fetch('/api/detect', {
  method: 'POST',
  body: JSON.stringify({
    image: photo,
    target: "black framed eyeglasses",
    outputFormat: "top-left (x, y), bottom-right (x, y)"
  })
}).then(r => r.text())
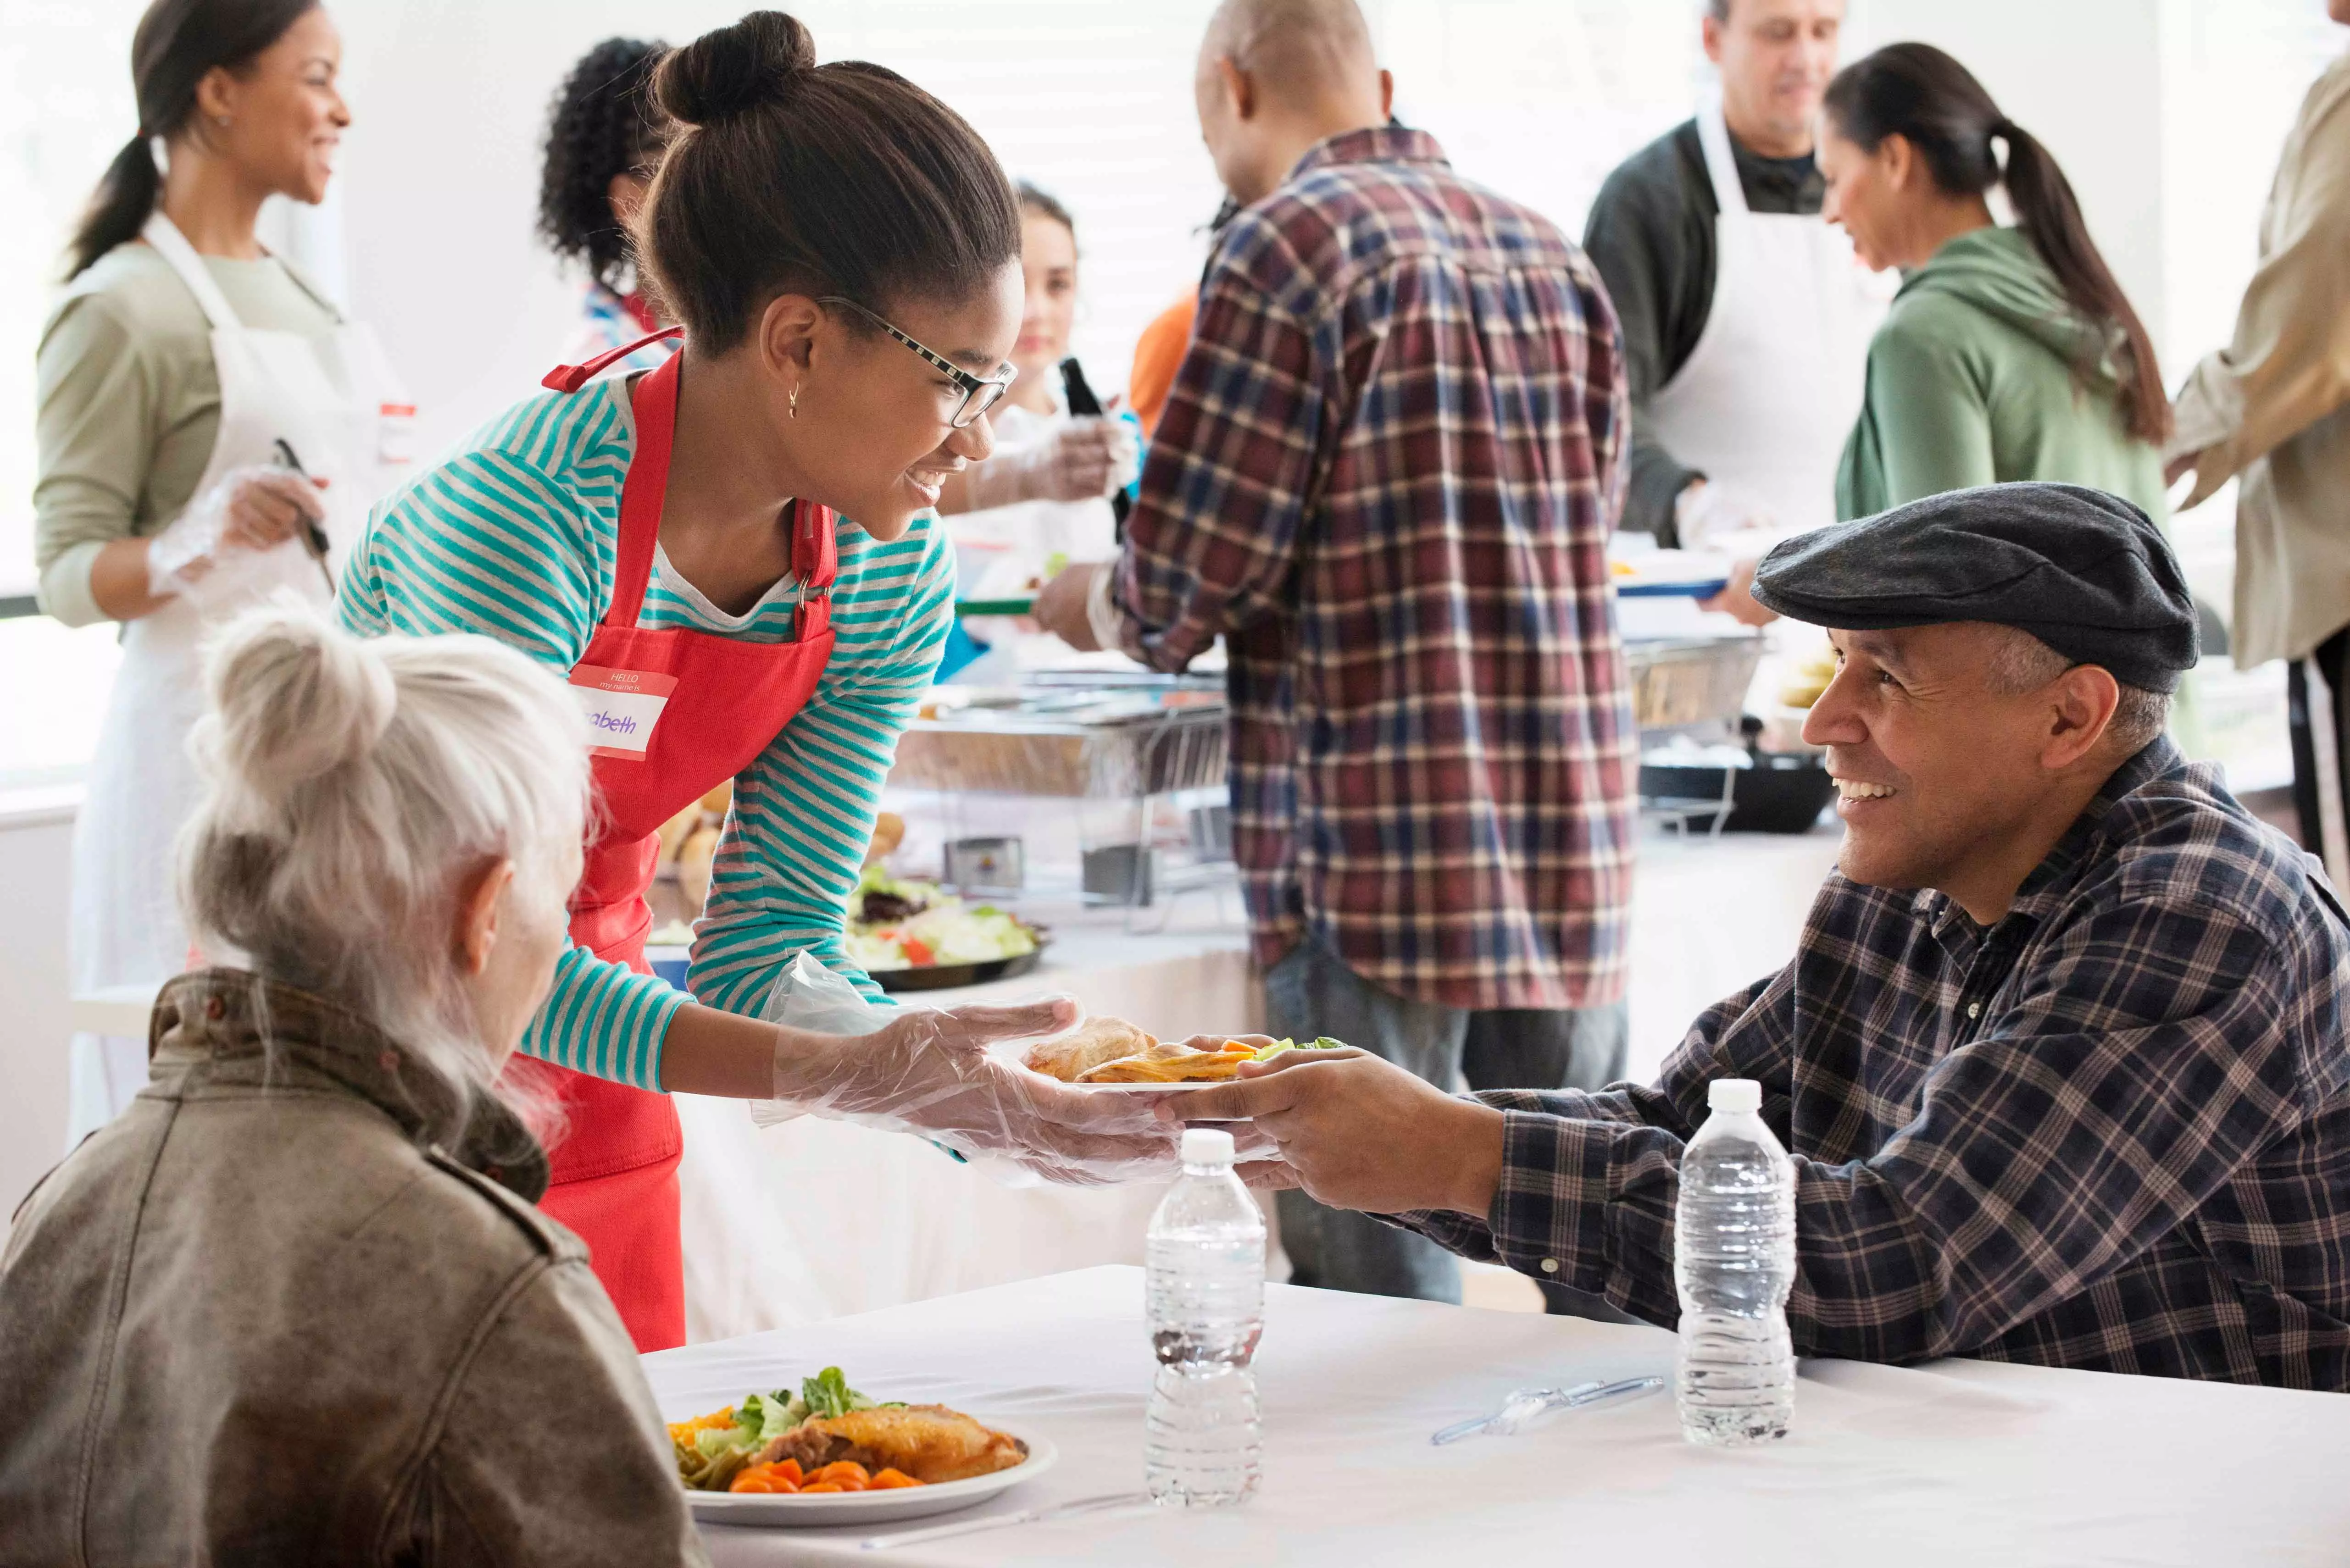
top-left (817, 295), bottom-right (1017, 428)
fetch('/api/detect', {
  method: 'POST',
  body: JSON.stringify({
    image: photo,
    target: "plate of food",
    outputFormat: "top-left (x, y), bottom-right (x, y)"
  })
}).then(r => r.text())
top-left (847, 868), bottom-right (1048, 993)
top-left (672, 1366), bottom-right (1053, 1528)
top-left (1021, 1017), bottom-right (1347, 1091)
top-left (1610, 551), bottom-right (1731, 599)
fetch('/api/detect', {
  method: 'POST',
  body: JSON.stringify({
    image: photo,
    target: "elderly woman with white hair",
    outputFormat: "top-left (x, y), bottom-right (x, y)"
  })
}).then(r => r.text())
top-left (0, 610), bottom-right (1089, 1561)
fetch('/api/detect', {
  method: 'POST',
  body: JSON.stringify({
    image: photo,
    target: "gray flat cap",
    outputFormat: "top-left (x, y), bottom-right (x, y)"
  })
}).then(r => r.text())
top-left (1749, 483), bottom-right (2200, 692)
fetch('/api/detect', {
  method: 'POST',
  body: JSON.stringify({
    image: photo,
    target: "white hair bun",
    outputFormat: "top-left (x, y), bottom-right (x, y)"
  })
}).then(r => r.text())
top-left (199, 606), bottom-right (397, 822)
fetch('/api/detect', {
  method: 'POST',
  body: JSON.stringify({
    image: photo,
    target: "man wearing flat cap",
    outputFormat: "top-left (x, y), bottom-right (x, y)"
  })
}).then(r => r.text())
top-left (1178, 483), bottom-right (2350, 1387)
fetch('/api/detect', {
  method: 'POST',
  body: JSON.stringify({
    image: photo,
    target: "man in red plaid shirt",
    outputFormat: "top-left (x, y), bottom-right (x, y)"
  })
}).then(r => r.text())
top-left (1036, 0), bottom-right (1638, 1305)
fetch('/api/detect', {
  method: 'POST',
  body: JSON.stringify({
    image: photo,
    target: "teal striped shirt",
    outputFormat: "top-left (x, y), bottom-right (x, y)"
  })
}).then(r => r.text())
top-left (339, 375), bottom-right (949, 1088)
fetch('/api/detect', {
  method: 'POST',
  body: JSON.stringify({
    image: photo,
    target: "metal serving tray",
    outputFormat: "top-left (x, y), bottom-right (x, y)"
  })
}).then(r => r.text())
top-left (1625, 636), bottom-right (1763, 731)
top-left (889, 688), bottom-right (1228, 798)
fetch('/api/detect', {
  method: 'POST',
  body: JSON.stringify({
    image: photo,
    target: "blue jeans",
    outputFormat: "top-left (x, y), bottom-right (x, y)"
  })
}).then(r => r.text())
top-left (1262, 932), bottom-right (1628, 1309)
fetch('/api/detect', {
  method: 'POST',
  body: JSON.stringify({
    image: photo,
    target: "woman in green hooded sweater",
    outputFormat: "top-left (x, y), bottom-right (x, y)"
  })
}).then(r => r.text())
top-left (1818, 44), bottom-right (2170, 521)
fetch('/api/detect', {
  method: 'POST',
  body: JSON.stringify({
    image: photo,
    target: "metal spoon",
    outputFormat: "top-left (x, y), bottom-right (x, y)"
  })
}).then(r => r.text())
top-left (1429, 1374), bottom-right (1666, 1446)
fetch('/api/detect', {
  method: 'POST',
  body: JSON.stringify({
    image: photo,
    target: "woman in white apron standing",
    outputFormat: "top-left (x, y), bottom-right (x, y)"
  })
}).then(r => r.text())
top-left (32, 0), bottom-right (408, 1145)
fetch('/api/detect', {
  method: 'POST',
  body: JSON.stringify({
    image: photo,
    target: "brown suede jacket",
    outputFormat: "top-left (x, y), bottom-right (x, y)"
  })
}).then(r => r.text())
top-left (0, 969), bottom-right (708, 1567)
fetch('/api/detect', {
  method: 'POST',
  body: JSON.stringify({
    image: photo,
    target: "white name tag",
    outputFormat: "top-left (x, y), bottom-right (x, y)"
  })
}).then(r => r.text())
top-left (569, 664), bottom-right (677, 760)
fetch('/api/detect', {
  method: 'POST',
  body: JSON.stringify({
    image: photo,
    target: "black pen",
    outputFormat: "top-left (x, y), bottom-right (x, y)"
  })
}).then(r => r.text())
top-left (271, 438), bottom-right (337, 595)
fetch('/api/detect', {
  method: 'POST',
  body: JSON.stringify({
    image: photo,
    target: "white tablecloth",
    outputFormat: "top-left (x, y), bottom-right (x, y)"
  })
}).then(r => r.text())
top-left (644, 1265), bottom-right (2350, 1567)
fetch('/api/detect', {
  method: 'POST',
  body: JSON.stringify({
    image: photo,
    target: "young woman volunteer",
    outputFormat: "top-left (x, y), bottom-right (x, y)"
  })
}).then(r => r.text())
top-left (34, 0), bottom-right (408, 1141)
top-left (339, 11), bottom-right (1169, 1352)
top-left (1820, 43), bottom-right (2170, 518)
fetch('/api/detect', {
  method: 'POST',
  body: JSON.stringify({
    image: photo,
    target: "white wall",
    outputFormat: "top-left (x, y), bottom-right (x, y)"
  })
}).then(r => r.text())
top-left (0, 803), bottom-right (78, 1218)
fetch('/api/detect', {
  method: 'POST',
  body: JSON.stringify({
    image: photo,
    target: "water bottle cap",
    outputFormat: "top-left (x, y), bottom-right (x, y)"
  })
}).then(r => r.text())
top-left (1181, 1127), bottom-right (1237, 1166)
top-left (1708, 1078), bottom-right (1762, 1116)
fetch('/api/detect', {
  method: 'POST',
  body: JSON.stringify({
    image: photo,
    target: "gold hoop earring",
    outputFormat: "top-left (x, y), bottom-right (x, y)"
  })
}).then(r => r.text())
top-left (789, 386), bottom-right (800, 420)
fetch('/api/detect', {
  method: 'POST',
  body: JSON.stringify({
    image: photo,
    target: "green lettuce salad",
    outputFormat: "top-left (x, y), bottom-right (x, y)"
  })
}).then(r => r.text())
top-left (672, 1367), bottom-right (902, 1491)
top-left (1250, 1036), bottom-right (1348, 1062)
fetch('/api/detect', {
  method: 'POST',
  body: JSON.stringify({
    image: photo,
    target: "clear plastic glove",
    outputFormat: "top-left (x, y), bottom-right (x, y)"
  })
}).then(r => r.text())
top-left (965, 416), bottom-right (1139, 510)
top-left (147, 464), bottom-right (328, 599)
top-left (1673, 479), bottom-right (1776, 553)
top-left (769, 996), bottom-right (1186, 1186)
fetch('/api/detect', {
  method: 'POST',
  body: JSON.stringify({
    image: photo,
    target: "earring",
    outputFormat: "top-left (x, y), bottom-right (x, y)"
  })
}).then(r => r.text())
top-left (789, 385), bottom-right (800, 420)
top-left (215, 115), bottom-right (231, 127)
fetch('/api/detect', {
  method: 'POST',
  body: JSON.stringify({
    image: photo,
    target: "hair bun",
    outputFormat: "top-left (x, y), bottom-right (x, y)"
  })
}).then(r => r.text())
top-left (654, 11), bottom-right (817, 128)
top-left (200, 607), bottom-right (397, 823)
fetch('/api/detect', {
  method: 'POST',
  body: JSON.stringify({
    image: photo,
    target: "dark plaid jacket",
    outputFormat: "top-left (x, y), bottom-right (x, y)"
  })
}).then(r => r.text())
top-left (1112, 126), bottom-right (1637, 1011)
top-left (1406, 739), bottom-right (2350, 1387)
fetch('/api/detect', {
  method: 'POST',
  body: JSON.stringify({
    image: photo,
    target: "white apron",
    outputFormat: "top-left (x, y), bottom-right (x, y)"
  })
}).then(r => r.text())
top-left (1644, 94), bottom-right (1892, 540)
top-left (64, 213), bottom-right (412, 1147)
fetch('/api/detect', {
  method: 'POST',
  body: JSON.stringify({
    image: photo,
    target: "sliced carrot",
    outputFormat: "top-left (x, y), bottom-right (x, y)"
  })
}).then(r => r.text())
top-left (729, 1459), bottom-right (806, 1494)
top-left (798, 1481), bottom-right (845, 1493)
top-left (868, 1468), bottom-right (924, 1489)
top-left (806, 1461), bottom-right (872, 1486)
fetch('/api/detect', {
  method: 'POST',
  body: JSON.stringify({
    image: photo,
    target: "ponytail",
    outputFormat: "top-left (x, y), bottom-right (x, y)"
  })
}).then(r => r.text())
top-left (69, 136), bottom-right (164, 280)
top-left (1996, 122), bottom-right (2169, 444)
top-left (66, 0), bottom-right (318, 279)
top-left (1824, 43), bottom-right (2170, 447)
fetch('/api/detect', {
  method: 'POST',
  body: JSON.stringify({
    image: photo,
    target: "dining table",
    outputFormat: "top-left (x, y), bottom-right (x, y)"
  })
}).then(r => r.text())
top-left (642, 1263), bottom-right (2350, 1567)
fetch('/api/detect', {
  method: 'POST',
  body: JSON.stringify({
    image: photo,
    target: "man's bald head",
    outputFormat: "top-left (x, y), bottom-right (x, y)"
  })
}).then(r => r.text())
top-left (1203, 0), bottom-right (1378, 100)
top-left (1195, 0), bottom-right (1390, 205)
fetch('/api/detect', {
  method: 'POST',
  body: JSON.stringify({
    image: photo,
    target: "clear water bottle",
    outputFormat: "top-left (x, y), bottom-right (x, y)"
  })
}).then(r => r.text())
top-left (1674, 1078), bottom-right (1796, 1446)
top-left (1144, 1126), bottom-right (1265, 1506)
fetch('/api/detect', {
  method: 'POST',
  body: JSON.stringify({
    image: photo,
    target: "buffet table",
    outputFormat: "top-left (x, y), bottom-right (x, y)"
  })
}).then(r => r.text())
top-left (647, 1264), bottom-right (2350, 1567)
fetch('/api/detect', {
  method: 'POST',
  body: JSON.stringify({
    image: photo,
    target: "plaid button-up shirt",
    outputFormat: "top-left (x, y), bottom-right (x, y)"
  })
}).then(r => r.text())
top-left (1405, 739), bottom-right (2350, 1387)
top-left (1110, 127), bottom-right (1637, 1012)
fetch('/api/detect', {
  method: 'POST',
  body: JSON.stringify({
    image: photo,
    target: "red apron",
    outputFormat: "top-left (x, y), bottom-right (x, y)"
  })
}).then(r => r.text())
top-left (523, 331), bottom-right (838, 1352)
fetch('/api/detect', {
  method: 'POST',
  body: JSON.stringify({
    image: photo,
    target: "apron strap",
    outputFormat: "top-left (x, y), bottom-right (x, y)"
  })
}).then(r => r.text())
top-left (605, 350), bottom-right (681, 629)
top-left (1694, 92), bottom-right (1750, 219)
top-left (544, 327), bottom-right (685, 393)
top-left (601, 348), bottom-right (838, 640)
top-left (141, 212), bottom-right (245, 332)
top-left (791, 499), bottom-right (838, 640)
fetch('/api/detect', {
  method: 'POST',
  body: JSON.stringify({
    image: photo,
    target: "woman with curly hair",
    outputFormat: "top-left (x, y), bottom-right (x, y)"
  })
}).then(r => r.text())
top-left (539, 35), bottom-right (675, 378)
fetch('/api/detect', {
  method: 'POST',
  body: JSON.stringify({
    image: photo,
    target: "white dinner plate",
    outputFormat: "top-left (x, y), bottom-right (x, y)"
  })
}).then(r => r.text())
top-left (683, 1428), bottom-right (1057, 1529)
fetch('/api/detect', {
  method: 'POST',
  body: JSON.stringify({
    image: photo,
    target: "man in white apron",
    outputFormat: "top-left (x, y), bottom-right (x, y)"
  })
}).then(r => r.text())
top-left (1582, 0), bottom-right (1885, 584)
top-left (66, 212), bottom-right (409, 1145)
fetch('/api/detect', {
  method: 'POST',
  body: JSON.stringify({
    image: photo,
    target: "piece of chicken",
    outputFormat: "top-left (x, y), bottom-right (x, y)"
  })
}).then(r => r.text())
top-left (1077, 1039), bottom-right (1253, 1083)
top-left (752, 1405), bottom-right (1027, 1484)
top-left (1022, 1016), bottom-right (1157, 1081)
